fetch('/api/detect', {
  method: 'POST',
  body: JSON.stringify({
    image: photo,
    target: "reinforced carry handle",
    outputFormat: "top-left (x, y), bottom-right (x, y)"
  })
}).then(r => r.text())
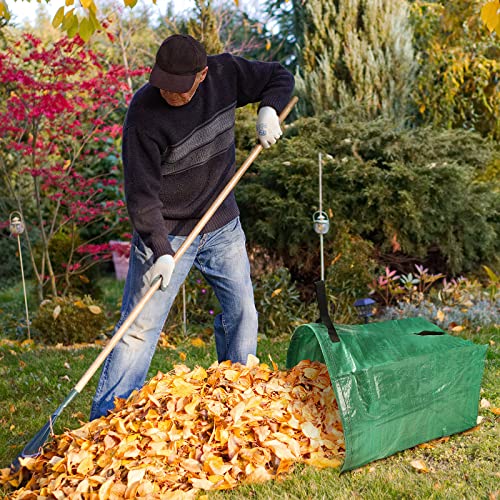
top-left (315, 280), bottom-right (340, 343)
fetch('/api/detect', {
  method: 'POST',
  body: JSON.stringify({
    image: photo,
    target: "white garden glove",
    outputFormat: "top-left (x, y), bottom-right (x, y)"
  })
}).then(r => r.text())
top-left (151, 254), bottom-right (175, 291)
top-left (256, 106), bottom-right (282, 148)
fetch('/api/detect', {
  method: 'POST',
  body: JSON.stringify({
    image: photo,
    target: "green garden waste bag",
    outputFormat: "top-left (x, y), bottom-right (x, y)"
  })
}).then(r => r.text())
top-left (286, 317), bottom-right (487, 472)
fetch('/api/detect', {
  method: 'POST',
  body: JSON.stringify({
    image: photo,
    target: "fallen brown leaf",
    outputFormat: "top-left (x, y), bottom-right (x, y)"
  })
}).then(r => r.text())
top-left (410, 459), bottom-right (430, 473)
top-left (463, 425), bottom-right (481, 434)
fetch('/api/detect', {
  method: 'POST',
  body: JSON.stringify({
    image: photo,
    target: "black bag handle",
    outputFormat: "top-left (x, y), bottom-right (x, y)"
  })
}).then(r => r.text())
top-left (314, 280), bottom-right (340, 343)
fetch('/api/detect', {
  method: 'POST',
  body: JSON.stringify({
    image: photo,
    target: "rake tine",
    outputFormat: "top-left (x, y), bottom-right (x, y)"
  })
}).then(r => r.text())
top-left (10, 389), bottom-right (79, 472)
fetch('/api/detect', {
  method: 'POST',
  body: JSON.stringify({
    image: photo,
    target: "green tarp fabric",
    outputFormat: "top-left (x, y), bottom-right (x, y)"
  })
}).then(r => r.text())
top-left (286, 317), bottom-right (487, 472)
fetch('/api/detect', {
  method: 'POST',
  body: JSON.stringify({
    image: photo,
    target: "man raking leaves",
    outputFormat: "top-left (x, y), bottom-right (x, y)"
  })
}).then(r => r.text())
top-left (8, 35), bottom-right (296, 471)
top-left (91, 34), bottom-right (295, 420)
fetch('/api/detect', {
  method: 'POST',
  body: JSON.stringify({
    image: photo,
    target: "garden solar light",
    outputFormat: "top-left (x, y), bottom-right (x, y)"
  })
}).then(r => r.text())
top-left (310, 153), bottom-right (338, 342)
top-left (9, 211), bottom-right (31, 339)
top-left (9, 213), bottom-right (24, 235)
top-left (353, 297), bottom-right (376, 323)
top-left (313, 210), bottom-right (329, 235)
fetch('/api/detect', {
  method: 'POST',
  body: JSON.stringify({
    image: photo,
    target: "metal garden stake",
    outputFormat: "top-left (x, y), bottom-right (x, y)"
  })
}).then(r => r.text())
top-left (9, 211), bottom-right (31, 340)
top-left (311, 153), bottom-right (338, 341)
top-left (312, 153), bottom-right (330, 280)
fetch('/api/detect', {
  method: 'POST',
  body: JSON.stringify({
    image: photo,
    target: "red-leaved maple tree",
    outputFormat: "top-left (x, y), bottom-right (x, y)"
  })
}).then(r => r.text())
top-left (0, 33), bottom-right (144, 300)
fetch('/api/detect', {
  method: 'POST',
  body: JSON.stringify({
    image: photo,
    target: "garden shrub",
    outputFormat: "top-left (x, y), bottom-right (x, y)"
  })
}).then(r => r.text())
top-left (237, 113), bottom-right (499, 281)
top-left (0, 285), bottom-right (33, 339)
top-left (410, 0), bottom-right (500, 140)
top-left (0, 34), bottom-right (132, 301)
top-left (235, 105), bottom-right (259, 164)
top-left (31, 295), bottom-right (106, 345)
top-left (42, 231), bottom-right (103, 298)
top-left (248, 245), bottom-right (285, 279)
top-left (165, 268), bottom-right (221, 340)
top-left (368, 264), bottom-right (444, 307)
top-left (0, 233), bottom-right (32, 288)
top-left (293, 0), bottom-right (415, 120)
top-left (253, 267), bottom-right (309, 337)
top-left (325, 227), bottom-right (377, 322)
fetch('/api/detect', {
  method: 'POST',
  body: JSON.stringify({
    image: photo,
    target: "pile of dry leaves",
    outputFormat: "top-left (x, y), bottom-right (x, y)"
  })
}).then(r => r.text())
top-left (1, 357), bottom-right (344, 499)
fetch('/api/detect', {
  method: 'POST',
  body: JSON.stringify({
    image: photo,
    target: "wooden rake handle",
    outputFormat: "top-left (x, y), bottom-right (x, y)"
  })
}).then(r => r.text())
top-left (74, 95), bottom-right (298, 392)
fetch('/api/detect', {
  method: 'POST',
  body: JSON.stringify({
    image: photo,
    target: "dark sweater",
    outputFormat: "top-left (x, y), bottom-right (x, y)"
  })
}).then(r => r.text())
top-left (122, 53), bottom-right (294, 260)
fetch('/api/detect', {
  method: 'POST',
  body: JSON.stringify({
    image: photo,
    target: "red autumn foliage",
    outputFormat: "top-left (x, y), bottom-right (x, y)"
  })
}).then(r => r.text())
top-left (0, 34), bottom-right (147, 298)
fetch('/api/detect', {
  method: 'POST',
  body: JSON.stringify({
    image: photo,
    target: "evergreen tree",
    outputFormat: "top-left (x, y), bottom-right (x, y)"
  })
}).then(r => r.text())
top-left (410, 0), bottom-right (499, 140)
top-left (293, 0), bottom-right (415, 120)
top-left (263, 0), bottom-right (301, 69)
top-left (188, 0), bottom-right (224, 54)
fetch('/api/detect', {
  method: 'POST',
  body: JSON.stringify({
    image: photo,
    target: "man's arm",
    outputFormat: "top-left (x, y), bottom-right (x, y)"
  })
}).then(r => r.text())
top-left (231, 55), bottom-right (295, 115)
top-left (231, 55), bottom-right (294, 148)
top-left (122, 125), bottom-right (174, 260)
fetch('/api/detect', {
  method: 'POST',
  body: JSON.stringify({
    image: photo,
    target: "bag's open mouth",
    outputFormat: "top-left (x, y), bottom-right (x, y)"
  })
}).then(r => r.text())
top-left (287, 317), bottom-right (487, 471)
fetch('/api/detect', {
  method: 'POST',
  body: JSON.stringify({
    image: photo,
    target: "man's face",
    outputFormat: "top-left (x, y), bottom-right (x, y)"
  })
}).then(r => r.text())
top-left (160, 67), bottom-right (208, 107)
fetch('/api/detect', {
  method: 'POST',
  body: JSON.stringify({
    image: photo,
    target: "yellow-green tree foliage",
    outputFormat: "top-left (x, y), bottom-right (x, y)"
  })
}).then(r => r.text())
top-left (411, 0), bottom-right (499, 139)
top-left (188, 0), bottom-right (224, 55)
top-left (294, 0), bottom-right (415, 120)
top-left (0, 0), bottom-right (236, 43)
top-left (480, 0), bottom-right (500, 35)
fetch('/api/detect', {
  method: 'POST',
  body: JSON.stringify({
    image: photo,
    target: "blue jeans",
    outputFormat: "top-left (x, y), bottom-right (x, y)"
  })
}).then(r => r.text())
top-left (90, 217), bottom-right (257, 420)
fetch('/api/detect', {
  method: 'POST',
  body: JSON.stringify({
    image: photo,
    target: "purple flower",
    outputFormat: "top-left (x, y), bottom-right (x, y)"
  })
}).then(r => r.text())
top-left (201, 288), bottom-right (206, 294)
top-left (196, 279), bottom-right (201, 284)
top-left (209, 309), bottom-right (214, 315)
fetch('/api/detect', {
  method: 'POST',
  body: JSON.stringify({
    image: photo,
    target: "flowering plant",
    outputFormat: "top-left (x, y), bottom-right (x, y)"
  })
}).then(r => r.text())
top-left (0, 34), bottom-right (146, 299)
top-left (369, 265), bottom-right (444, 307)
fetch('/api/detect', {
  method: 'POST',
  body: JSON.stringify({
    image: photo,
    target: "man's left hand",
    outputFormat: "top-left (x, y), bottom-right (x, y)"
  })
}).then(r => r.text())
top-left (256, 107), bottom-right (282, 148)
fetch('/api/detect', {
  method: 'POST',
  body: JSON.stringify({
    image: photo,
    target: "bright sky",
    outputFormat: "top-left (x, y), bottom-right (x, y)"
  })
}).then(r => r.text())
top-left (8, 0), bottom-right (194, 25)
top-left (8, 0), bottom-right (262, 25)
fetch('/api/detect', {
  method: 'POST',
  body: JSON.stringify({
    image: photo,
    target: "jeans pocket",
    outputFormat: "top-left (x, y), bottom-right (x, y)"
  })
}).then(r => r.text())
top-left (231, 216), bottom-right (246, 243)
top-left (132, 232), bottom-right (153, 263)
top-left (224, 216), bottom-right (244, 238)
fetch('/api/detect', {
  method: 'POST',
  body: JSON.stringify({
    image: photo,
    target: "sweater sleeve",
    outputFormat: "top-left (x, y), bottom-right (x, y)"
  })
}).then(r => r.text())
top-left (230, 55), bottom-right (295, 114)
top-left (122, 125), bottom-right (174, 260)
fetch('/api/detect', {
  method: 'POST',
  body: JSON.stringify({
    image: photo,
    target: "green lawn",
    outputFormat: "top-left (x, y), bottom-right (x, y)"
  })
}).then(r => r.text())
top-left (0, 325), bottom-right (498, 499)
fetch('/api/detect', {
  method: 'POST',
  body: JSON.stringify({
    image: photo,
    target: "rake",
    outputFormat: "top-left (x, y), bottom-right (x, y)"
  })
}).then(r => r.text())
top-left (10, 96), bottom-right (298, 472)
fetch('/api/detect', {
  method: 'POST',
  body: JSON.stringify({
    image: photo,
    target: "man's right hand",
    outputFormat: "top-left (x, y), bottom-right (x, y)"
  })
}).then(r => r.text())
top-left (151, 254), bottom-right (175, 291)
top-left (256, 106), bottom-right (282, 148)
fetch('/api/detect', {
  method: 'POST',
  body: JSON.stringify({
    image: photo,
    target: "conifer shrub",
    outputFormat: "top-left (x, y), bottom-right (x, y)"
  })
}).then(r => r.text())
top-left (31, 295), bottom-right (106, 345)
top-left (293, 0), bottom-right (415, 120)
top-left (237, 113), bottom-right (499, 282)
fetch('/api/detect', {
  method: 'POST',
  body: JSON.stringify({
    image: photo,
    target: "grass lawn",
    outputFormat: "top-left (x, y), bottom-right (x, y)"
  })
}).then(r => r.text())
top-left (0, 323), bottom-right (498, 499)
